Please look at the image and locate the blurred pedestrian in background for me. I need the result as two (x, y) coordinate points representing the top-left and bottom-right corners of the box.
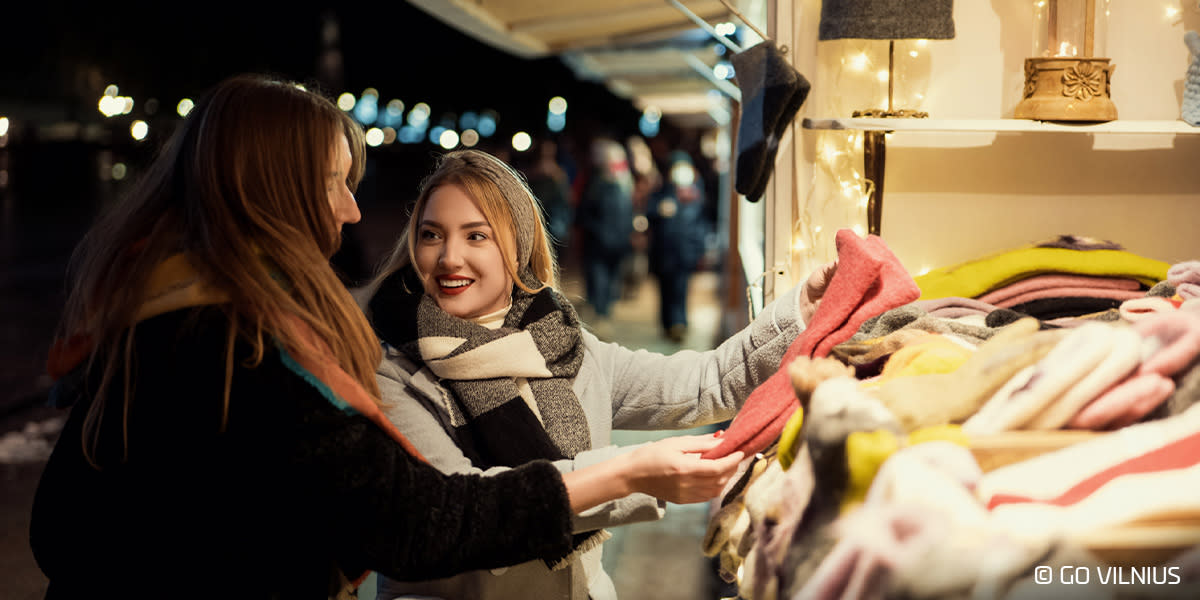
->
(647, 150), (710, 343)
(621, 135), (661, 300)
(575, 137), (634, 334)
(523, 137), (573, 263)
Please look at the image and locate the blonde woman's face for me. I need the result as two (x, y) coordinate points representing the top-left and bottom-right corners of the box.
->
(326, 134), (360, 231)
(415, 184), (514, 319)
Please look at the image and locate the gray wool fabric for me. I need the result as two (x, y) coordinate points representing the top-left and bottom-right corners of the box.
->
(414, 288), (590, 459)
(818, 0), (956, 40)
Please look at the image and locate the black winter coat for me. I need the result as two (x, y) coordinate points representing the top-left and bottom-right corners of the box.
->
(30, 306), (573, 599)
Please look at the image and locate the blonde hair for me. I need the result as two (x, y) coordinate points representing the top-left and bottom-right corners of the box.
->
(59, 74), (381, 466)
(363, 149), (558, 304)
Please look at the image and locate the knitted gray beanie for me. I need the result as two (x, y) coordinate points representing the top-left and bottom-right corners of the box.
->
(434, 149), (539, 279)
(818, 0), (955, 41)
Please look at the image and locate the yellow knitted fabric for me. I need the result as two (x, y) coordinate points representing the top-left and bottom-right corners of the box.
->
(841, 424), (970, 511)
(914, 246), (1169, 300)
(777, 407), (805, 470)
(861, 334), (975, 391)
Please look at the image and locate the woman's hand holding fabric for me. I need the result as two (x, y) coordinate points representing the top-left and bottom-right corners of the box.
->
(624, 435), (746, 504)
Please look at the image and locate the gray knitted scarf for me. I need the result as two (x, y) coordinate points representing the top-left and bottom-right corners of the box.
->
(369, 267), (605, 569)
(370, 266), (591, 466)
(412, 280), (591, 466)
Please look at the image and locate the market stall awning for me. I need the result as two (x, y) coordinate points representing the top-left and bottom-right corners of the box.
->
(407, 0), (741, 128)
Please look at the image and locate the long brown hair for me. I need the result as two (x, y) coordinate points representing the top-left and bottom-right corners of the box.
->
(361, 149), (558, 305)
(58, 74), (380, 465)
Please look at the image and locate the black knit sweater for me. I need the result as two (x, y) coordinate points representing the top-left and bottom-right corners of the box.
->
(30, 306), (573, 598)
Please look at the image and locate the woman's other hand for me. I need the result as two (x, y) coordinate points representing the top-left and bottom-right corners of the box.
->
(799, 260), (838, 325)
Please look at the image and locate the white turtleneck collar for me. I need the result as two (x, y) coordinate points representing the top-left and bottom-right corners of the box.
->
(471, 300), (513, 330)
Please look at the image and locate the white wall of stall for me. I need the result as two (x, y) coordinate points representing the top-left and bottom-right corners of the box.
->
(757, 0), (1200, 303)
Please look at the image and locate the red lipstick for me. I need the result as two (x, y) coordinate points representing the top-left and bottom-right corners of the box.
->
(436, 274), (473, 296)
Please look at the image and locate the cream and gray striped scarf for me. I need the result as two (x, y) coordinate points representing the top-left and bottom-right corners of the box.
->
(368, 268), (605, 568)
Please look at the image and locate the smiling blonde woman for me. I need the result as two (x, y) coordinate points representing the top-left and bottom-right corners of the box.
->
(361, 148), (834, 600)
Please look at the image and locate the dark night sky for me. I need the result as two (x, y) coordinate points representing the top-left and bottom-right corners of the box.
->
(0, 3), (643, 138)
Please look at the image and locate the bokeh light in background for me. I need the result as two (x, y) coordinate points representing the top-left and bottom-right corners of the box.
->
(354, 88), (379, 125)
(547, 95), (567, 132)
(365, 127), (384, 147)
(477, 110), (498, 137)
(511, 131), (531, 152)
(438, 129), (459, 149)
(384, 99), (405, 127)
(97, 84), (135, 118)
(398, 125), (423, 144)
(460, 129), (479, 147)
(337, 93), (356, 111)
(130, 120), (148, 141)
(0, 116), (9, 137)
(638, 106), (661, 138)
(408, 102), (431, 127)
(176, 98), (194, 117)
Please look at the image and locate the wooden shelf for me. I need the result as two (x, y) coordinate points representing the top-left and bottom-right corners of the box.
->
(800, 117), (1200, 235)
(801, 117), (1200, 135)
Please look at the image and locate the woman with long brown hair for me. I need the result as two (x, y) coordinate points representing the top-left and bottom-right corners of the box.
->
(28, 74), (741, 598)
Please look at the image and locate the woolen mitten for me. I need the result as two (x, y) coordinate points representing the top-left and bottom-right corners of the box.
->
(731, 39), (811, 202)
(963, 322), (1117, 434)
(1071, 311), (1200, 429)
(1068, 373), (1175, 430)
(1027, 325), (1142, 430)
(1119, 296), (1178, 322)
(1183, 31), (1200, 126)
(1169, 260), (1200, 286)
